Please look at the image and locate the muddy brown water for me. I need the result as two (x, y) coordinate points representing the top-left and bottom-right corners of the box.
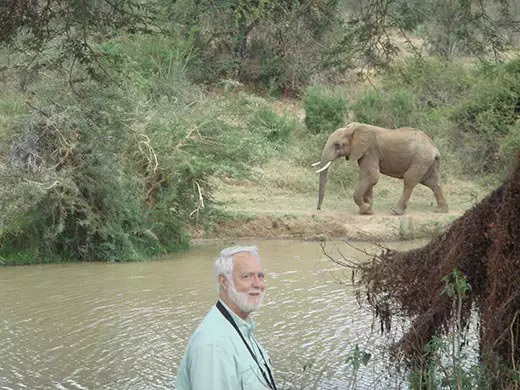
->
(0, 239), (426, 390)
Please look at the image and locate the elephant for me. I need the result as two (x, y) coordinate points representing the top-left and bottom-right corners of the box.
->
(312, 122), (449, 215)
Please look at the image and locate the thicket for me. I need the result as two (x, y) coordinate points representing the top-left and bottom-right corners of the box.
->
(1, 0), (520, 266)
(0, 34), (295, 264)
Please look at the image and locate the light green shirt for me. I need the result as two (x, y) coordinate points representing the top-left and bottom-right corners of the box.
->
(175, 300), (274, 390)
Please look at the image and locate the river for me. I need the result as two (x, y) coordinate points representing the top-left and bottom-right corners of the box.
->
(0, 239), (426, 390)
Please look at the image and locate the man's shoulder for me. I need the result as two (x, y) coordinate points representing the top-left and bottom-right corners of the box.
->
(190, 305), (232, 344)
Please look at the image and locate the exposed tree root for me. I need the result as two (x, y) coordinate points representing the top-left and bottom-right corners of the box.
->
(358, 153), (520, 388)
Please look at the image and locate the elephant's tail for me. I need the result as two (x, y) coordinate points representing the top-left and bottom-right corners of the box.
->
(433, 148), (443, 174)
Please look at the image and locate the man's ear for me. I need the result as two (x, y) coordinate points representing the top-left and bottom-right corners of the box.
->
(219, 274), (229, 291)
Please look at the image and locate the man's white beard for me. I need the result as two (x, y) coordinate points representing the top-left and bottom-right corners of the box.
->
(228, 279), (265, 314)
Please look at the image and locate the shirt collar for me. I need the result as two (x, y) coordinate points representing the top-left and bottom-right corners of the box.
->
(218, 299), (256, 333)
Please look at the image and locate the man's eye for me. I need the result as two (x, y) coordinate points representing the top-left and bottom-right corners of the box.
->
(242, 274), (251, 279)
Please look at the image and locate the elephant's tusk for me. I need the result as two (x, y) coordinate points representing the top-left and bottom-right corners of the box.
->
(311, 161), (321, 167)
(315, 161), (332, 173)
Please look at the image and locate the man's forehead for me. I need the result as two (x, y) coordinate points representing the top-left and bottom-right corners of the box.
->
(233, 252), (263, 270)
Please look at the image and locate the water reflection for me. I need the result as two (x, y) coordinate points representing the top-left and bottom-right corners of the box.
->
(0, 239), (426, 389)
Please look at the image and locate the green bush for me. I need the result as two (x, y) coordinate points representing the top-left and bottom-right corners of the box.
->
(97, 34), (202, 104)
(451, 58), (520, 173)
(350, 89), (386, 126)
(382, 57), (472, 109)
(351, 88), (419, 128)
(303, 85), (349, 134)
(388, 90), (419, 126)
(259, 56), (289, 97)
(248, 105), (295, 146)
(500, 123), (520, 174)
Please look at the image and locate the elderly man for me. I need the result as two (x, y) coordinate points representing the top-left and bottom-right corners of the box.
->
(176, 246), (276, 390)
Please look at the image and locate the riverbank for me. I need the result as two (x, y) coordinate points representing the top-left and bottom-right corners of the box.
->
(188, 174), (492, 242)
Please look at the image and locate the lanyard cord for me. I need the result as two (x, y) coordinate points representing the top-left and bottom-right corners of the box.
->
(216, 301), (277, 390)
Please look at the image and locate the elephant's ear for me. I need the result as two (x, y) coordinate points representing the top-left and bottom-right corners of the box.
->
(349, 125), (374, 162)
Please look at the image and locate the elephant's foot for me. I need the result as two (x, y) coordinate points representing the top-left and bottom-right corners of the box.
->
(435, 205), (449, 213)
(391, 206), (405, 215)
(359, 205), (374, 215)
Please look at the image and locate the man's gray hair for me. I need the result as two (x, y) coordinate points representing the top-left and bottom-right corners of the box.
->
(213, 246), (260, 291)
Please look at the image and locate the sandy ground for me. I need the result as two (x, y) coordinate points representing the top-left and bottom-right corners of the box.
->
(188, 175), (490, 242)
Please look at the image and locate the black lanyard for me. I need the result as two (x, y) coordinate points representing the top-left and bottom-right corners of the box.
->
(216, 301), (277, 390)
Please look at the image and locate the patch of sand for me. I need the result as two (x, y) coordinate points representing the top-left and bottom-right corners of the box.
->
(188, 177), (488, 242)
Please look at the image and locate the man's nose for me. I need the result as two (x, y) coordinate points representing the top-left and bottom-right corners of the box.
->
(252, 275), (264, 289)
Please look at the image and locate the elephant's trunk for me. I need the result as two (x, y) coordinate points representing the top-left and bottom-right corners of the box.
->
(316, 137), (337, 210)
(317, 168), (329, 210)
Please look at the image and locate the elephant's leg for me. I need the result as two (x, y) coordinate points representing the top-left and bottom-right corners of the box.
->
(392, 181), (416, 215)
(354, 166), (379, 215)
(393, 169), (421, 215)
(353, 184), (375, 215)
(363, 186), (373, 208)
(421, 175), (449, 213)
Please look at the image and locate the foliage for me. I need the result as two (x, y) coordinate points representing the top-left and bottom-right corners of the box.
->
(248, 105), (296, 145)
(0, 36), (285, 264)
(0, 0), (158, 91)
(405, 270), (492, 389)
(501, 122), (520, 168)
(407, 335), (491, 390)
(164, 0), (353, 93)
(303, 85), (349, 134)
(350, 88), (419, 128)
(381, 56), (473, 109)
(218, 91), (298, 158)
(344, 344), (372, 388)
(3, 0), (519, 95)
(338, 0), (515, 72)
(451, 58), (520, 174)
(410, 0), (511, 60)
(389, 0), (429, 31)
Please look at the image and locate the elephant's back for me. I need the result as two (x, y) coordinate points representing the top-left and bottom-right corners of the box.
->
(378, 129), (439, 174)
(386, 128), (437, 152)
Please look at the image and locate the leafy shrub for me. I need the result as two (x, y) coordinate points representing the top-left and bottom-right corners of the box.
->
(390, 0), (428, 30)
(500, 123), (520, 174)
(451, 58), (520, 173)
(350, 89), (385, 126)
(259, 56), (289, 97)
(388, 90), (420, 127)
(248, 105), (295, 146)
(97, 35), (202, 104)
(303, 85), (349, 134)
(351, 88), (419, 128)
(382, 57), (472, 108)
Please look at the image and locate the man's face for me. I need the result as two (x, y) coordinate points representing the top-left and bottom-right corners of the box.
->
(222, 251), (266, 317)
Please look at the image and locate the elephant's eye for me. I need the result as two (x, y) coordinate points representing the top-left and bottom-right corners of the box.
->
(334, 142), (341, 149)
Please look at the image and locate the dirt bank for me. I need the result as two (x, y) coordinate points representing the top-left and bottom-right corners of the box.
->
(188, 176), (488, 242)
(193, 210), (460, 241)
